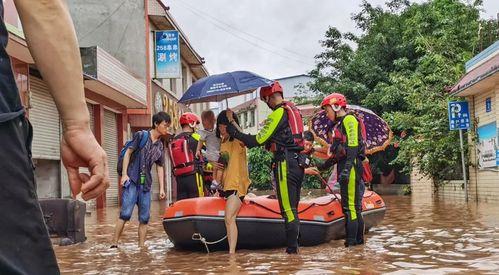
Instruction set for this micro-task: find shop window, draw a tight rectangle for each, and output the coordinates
[243,112,248,129]
[182,64,187,92]
[238,114,244,129]
[249,109,255,127]
[170,78,177,95]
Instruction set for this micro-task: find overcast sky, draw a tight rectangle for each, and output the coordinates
[165,0,498,79]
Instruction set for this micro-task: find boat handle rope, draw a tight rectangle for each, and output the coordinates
[192,233,227,253]
[248,196,336,216]
[316,174,341,201]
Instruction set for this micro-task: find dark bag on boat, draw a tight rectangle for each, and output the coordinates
[39,198,86,245]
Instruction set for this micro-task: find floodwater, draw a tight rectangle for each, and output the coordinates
[54,194,499,274]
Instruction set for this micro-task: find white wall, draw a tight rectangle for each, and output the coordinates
[277,75,313,99]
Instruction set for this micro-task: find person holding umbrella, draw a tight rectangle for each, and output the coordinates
[320,93,366,247]
[225,81,305,254]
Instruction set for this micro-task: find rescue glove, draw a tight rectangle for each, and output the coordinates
[226,123,240,139]
[339,169,350,185]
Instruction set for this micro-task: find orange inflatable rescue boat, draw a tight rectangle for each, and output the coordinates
[163,190,385,251]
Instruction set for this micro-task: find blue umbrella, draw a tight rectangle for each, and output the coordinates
[179,71,273,104]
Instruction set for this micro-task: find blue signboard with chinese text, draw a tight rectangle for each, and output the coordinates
[486,97,492,113]
[155,30,180,79]
[448,101,470,130]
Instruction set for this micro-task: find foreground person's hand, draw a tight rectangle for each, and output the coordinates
[62,122,110,200]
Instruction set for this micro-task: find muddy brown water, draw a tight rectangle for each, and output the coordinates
[54,194,499,274]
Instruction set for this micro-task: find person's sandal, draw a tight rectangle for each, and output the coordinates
[110,244,118,249]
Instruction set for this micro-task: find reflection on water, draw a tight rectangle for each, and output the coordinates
[54,195,499,274]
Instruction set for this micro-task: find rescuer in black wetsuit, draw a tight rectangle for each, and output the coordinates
[321,93,365,247]
[226,81,304,254]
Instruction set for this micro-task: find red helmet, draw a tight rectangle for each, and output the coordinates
[320,93,347,110]
[260,81,283,100]
[179,112,200,126]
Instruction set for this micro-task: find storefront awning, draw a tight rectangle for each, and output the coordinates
[451,45,499,97]
[5,23,34,64]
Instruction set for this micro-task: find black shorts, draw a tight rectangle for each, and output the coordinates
[222,190,245,202]
[0,116,60,274]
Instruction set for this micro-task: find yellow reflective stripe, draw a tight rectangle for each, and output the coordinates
[348,165,357,220]
[192,132,201,141]
[279,161,295,223]
[196,173,204,197]
[343,115,359,147]
[256,107,285,144]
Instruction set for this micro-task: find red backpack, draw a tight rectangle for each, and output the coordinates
[282,101,305,148]
[168,133,195,176]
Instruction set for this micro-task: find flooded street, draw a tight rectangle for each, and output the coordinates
[54,195,499,274]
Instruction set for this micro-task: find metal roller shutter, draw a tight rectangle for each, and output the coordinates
[104,110,119,206]
[165,156,172,204]
[87,103,95,134]
[30,76,60,159]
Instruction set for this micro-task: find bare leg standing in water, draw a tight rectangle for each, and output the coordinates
[139,224,148,247]
[112,219,126,247]
[225,193,242,254]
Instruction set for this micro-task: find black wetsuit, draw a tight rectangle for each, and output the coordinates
[334,114,365,246]
[228,103,304,251]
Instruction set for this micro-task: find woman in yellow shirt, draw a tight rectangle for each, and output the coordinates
[216,110,251,254]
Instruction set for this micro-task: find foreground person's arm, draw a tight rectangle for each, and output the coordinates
[14,0,109,200]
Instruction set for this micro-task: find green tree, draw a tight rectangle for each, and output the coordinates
[247,147,273,190]
[309,0,491,186]
[247,147,329,190]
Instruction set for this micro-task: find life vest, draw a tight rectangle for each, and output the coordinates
[266,101,305,153]
[282,101,305,149]
[169,132,198,176]
[330,112,373,183]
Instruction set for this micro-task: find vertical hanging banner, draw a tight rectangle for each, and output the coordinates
[155,30,181,79]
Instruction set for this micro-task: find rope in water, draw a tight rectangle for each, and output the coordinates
[192,233,228,253]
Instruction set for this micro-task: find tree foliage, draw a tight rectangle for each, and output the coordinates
[247,147,273,190]
[247,147,329,190]
[309,0,494,185]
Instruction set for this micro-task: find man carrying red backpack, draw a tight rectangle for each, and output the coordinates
[320,93,366,247]
[111,112,170,248]
[169,112,205,200]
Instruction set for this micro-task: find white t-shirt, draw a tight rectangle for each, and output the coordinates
[198,128,221,162]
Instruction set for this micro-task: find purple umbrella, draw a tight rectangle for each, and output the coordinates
[309,105,393,155]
